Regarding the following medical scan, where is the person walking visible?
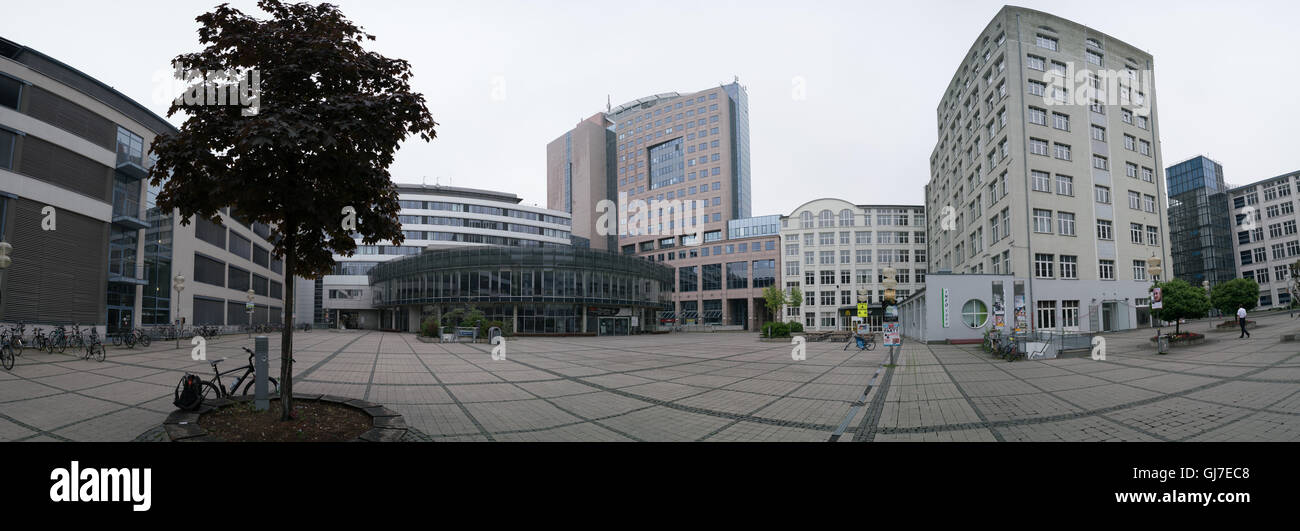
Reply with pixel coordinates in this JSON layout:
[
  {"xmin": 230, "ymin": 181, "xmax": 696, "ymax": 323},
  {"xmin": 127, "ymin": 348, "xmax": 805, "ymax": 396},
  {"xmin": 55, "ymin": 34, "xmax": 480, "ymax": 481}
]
[{"xmin": 1237, "ymin": 306, "xmax": 1251, "ymax": 338}]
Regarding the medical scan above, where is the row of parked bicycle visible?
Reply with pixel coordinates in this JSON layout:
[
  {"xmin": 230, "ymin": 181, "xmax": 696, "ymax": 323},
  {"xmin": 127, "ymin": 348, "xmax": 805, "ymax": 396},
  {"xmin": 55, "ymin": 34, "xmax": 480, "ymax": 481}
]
[
  {"xmin": 2, "ymin": 321, "xmax": 310, "ymax": 371},
  {"xmin": 1, "ymin": 323, "xmax": 107, "ymax": 370}
]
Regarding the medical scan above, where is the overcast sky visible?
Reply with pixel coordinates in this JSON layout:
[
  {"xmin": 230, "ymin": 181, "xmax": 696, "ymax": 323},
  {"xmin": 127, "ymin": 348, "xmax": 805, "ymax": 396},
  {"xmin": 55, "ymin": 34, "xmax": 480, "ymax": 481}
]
[{"xmin": 3, "ymin": 0, "xmax": 1296, "ymax": 214}]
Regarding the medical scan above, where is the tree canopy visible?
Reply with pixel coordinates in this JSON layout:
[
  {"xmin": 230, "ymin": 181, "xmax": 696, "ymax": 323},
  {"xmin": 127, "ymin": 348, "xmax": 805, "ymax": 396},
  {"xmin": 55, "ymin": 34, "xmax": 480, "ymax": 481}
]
[
  {"xmin": 1151, "ymin": 279, "xmax": 1209, "ymax": 334},
  {"xmin": 1210, "ymin": 278, "xmax": 1260, "ymax": 316},
  {"xmin": 148, "ymin": 0, "xmax": 438, "ymax": 420}
]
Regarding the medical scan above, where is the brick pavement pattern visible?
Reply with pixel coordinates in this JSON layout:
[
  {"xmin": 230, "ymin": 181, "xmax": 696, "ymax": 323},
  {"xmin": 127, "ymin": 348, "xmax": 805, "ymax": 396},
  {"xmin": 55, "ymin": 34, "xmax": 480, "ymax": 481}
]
[{"xmin": 2, "ymin": 312, "xmax": 1297, "ymax": 441}]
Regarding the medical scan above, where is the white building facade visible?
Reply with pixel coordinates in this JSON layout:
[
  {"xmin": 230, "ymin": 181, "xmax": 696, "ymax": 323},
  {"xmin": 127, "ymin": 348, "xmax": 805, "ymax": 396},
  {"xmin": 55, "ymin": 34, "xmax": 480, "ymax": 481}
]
[
  {"xmin": 779, "ymin": 200, "xmax": 926, "ymax": 332},
  {"xmin": 1227, "ymin": 170, "xmax": 1300, "ymax": 310}
]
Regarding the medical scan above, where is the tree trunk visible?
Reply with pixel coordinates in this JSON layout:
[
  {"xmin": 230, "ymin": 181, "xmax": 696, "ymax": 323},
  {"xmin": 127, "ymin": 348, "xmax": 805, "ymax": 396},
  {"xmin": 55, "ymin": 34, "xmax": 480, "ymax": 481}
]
[{"xmin": 280, "ymin": 237, "xmax": 296, "ymax": 421}]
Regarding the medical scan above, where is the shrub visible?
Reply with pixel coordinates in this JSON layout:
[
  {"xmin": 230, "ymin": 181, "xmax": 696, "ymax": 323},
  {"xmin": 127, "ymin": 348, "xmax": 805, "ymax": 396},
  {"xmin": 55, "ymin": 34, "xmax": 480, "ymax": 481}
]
[
  {"xmin": 787, "ymin": 321, "xmax": 804, "ymax": 333},
  {"xmin": 773, "ymin": 322, "xmax": 791, "ymax": 338},
  {"xmin": 420, "ymin": 316, "xmax": 440, "ymax": 337}
]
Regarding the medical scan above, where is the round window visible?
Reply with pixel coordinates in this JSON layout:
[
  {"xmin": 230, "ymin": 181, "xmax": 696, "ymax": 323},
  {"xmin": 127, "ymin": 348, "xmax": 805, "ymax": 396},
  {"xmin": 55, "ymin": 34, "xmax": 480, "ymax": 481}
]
[{"xmin": 962, "ymin": 299, "xmax": 989, "ymax": 328}]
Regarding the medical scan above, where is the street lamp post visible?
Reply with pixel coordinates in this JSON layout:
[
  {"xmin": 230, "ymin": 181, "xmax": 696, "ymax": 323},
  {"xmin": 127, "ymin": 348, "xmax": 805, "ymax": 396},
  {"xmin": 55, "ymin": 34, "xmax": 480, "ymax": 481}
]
[
  {"xmin": 881, "ymin": 265, "xmax": 898, "ymax": 365},
  {"xmin": 1203, "ymin": 280, "xmax": 1212, "ymax": 330},
  {"xmin": 246, "ymin": 289, "xmax": 255, "ymax": 338},
  {"xmin": 173, "ymin": 275, "xmax": 185, "ymax": 349}
]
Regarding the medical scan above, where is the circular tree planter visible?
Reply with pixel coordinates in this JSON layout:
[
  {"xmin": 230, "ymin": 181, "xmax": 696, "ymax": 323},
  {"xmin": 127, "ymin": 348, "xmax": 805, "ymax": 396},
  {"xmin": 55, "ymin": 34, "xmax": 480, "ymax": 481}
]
[
  {"xmin": 1147, "ymin": 332, "xmax": 1207, "ymax": 348},
  {"xmin": 162, "ymin": 394, "xmax": 409, "ymax": 442}
]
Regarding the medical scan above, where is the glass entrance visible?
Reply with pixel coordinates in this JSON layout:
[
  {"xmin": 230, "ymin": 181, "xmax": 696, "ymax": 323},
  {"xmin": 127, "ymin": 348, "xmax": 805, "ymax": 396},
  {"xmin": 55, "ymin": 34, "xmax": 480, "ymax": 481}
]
[
  {"xmin": 1102, "ymin": 302, "xmax": 1118, "ymax": 331},
  {"xmin": 598, "ymin": 317, "xmax": 630, "ymax": 336}
]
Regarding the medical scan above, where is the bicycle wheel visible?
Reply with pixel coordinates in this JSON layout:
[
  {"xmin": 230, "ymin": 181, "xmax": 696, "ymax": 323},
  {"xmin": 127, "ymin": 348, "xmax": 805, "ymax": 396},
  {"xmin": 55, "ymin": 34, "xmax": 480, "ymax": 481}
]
[
  {"xmin": 56, "ymin": 337, "xmax": 67, "ymax": 354},
  {"xmin": 1, "ymin": 345, "xmax": 13, "ymax": 370},
  {"xmin": 13, "ymin": 338, "xmax": 22, "ymax": 356},
  {"xmin": 139, "ymin": 334, "xmax": 151, "ymax": 347},
  {"xmin": 112, "ymin": 334, "xmax": 122, "ymax": 347},
  {"xmin": 92, "ymin": 343, "xmax": 105, "ymax": 362},
  {"xmin": 241, "ymin": 376, "xmax": 279, "ymax": 397},
  {"xmin": 198, "ymin": 381, "xmax": 222, "ymax": 401},
  {"xmin": 866, "ymin": 340, "xmax": 875, "ymax": 351}
]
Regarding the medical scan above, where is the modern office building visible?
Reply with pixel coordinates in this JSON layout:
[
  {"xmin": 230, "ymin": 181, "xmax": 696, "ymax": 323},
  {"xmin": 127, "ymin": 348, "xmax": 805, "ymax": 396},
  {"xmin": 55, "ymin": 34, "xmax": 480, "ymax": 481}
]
[
  {"xmin": 298, "ymin": 184, "xmax": 574, "ymax": 330},
  {"xmin": 779, "ymin": 201, "xmax": 927, "ymax": 331},
  {"xmin": 0, "ymin": 37, "xmax": 282, "ymax": 333},
  {"xmin": 665, "ymin": 214, "xmax": 780, "ymax": 330},
  {"xmin": 1226, "ymin": 170, "xmax": 1300, "ymax": 309},
  {"xmin": 547, "ymin": 113, "xmax": 613, "ymax": 251},
  {"xmin": 548, "ymin": 80, "xmax": 765, "ymax": 328},
  {"xmin": 924, "ymin": 6, "xmax": 1172, "ymax": 333},
  {"xmin": 368, "ymin": 246, "xmax": 674, "ymax": 335},
  {"xmin": 1165, "ymin": 155, "xmax": 1235, "ymax": 288}
]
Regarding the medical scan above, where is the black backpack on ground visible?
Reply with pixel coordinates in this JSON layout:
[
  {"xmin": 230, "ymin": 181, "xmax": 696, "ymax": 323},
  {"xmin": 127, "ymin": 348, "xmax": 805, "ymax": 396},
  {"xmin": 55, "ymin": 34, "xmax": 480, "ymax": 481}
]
[{"xmin": 173, "ymin": 373, "xmax": 205, "ymax": 411}]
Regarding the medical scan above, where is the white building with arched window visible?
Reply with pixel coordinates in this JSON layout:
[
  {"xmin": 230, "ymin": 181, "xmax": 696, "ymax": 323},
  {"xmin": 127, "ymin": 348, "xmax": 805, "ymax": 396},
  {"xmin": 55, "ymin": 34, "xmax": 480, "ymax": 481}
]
[{"xmin": 778, "ymin": 200, "xmax": 926, "ymax": 331}]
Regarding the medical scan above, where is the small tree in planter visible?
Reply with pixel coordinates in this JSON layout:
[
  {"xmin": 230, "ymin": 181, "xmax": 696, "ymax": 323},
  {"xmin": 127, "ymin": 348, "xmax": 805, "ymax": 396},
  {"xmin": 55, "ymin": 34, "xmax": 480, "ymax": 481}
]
[
  {"xmin": 1211, "ymin": 278, "xmax": 1260, "ymax": 321},
  {"xmin": 1150, "ymin": 279, "xmax": 1209, "ymax": 335},
  {"xmin": 762, "ymin": 285, "xmax": 787, "ymax": 334}
]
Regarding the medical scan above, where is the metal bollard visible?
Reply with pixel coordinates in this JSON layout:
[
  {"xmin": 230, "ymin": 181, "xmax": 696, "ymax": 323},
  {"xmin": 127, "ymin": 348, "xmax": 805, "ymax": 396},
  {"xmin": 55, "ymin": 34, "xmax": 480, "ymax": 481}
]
[{"xmin": 254, "ymin": 335, "xmax": 269, "ymax": 411}]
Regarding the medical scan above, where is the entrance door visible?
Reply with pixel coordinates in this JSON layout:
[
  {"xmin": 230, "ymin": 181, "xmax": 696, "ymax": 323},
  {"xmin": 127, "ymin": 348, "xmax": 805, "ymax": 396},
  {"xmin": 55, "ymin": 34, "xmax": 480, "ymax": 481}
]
[
  {"xmin": 598, "ymin": 317, "xmax": 630, "ymax": 336},
  {"xmin": 1102, "ymin": 302, "xmax": 1117, "ymax": 331}
]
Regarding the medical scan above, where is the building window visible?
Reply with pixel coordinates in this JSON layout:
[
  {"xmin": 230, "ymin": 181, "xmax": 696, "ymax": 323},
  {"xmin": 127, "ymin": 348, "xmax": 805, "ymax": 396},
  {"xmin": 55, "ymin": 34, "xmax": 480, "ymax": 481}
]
[
  {"xmin": 1036, "ymin": 300, "xmax": 1056, "ymax": 329},
  {"xmin": 962, "ymin": 299, "xmax": 989, "ymax": 328},
  {"xmin": 1052, "ymin": 112, "xmax": 1070, "ymax": 131},
  {"xmin": 1028, "ymin": 106, "xmax": 1047, "ymax": 125},
  {"xmin": 1057, "ymin": 212, "xmax": 1076, "ymax": 236},
  {"xmin": 1036, "ymin": 35, "xmax": 1058, "ymax": 51},
  {"xmin": 1060, "ymin": 255, "xmax": 1078, "ymax": 279},
  {"xmin": 1032, "ymin": 170, "xmax": 1051, "ymax": 192},
  {"xmin": 1133, "ymin": 260, "xmax": 1148, "ymax": 281},
  {"xmin": 1056, "ymin": 174, "xmax": 1073, "ymax": 196},
  {"xmin": 1097, "ymin": 220, "xmax": 1113, "ymax": 240},
  {"xmin": 1095, "ymin": 185, "xmax": 1111, "ymax": 204},
  {"xmin": 1033, "ymin": 209, "xmax": 1053, "ymax": 233},
  {"xmin": 1035, "ymin": 253, "xmax": 1054, "ymax": 278},
  {"xmin": 1099, "ymin": 260, "xmax": 1115, "ymax": 280}
]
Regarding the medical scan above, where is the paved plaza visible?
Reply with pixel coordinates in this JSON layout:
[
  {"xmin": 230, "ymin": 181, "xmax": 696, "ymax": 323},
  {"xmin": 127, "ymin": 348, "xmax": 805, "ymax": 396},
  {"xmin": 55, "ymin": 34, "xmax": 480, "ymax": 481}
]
[{"xmin": 1, "ymin": 312, "xmax": 1298, "ymax": 442}]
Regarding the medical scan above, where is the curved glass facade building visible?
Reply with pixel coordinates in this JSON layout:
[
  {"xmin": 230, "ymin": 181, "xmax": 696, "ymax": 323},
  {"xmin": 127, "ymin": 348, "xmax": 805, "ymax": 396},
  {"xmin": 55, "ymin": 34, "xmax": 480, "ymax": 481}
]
[{"xmin": 368, "ymin": 246, "xmax": 673, "ymax": 334}]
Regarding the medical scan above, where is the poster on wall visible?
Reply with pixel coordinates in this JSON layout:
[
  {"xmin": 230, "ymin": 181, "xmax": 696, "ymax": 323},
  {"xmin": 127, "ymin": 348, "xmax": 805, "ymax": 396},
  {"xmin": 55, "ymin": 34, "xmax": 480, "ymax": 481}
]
[{"xmin": 1013, "ymin": 295, "xmax": 1027, "ymax": 330}]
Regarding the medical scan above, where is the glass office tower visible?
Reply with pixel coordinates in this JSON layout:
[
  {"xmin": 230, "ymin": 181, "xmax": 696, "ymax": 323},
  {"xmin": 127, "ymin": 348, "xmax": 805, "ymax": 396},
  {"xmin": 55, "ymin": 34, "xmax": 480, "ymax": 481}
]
[{"xmin": 1166, "ymin": 156, "xmax": 1235, "ymax": 287}]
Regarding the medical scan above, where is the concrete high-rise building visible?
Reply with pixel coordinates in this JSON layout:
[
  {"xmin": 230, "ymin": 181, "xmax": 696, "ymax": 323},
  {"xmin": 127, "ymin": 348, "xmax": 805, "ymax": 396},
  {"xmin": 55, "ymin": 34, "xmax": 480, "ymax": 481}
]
[
  {"xmin": 547, "ymin": 113, "xmax": 614, "ymax": 251},
  {"xmin": 924, "ymin": 6, "xmax": 1171, "ymax": 332},
  {"xmin": 1165, "ymin": 155, "xmax": 1235, "ymax": 288},
  {"xmin": 1226, "ymin": 170, "xmax": 1300, "ymax": 310},
  {"xmin": 549, "ymin": 81, "xmax": 771, "ymax": 329}
]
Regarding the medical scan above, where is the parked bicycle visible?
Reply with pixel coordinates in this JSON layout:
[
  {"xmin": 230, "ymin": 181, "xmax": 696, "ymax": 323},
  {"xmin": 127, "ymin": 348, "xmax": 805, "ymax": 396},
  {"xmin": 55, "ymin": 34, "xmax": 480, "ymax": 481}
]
[
  {"xmin": 45, "ymin": 325, "xmax": 68, "ymax": 354},
  {"xmin": 180, "ymin": 346, "xmax": 280, "ymax": 401},
  {"xmin": 81, "ymin": 327, "xmax": 105, "ymax": 362},
  {"xmin": 1, "ymin": 329, "xmax": 17, "ymax": 370},
  {"xmin": 66, "ymin": 324, "xmax": 87, "ymax": 350},
  {"xmin": 843, "ymin": 331, "xmax": 876, "ymax": 351},
  {"xmin": 122, "ymin": 327, "xmax": 152, "ymax": 349},
  {"xmin": 31, "ymin": 327, "xmax": 48, "ymax": 352},
  {"xmin": 7, "ymin": 322, "xmax": 25, "ymax": 356},
  {"xmin": 198, "ymin": 324, "xmax": 221, "ymax": 339}
]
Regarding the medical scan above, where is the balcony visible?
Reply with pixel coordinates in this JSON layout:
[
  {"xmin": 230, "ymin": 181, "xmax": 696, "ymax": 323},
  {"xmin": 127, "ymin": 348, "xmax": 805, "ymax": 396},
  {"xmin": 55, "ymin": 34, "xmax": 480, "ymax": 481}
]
[
  {"xmin": 108, "ymin": 264, "xmax": 148, "ymax": 286},
  {"xmin": 115, "ymin": 160, "xmax": 148, "ymax": 181},
  {"xmin": 111, "ymin": 195, "xmax": 148, "ymax": 230}
]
